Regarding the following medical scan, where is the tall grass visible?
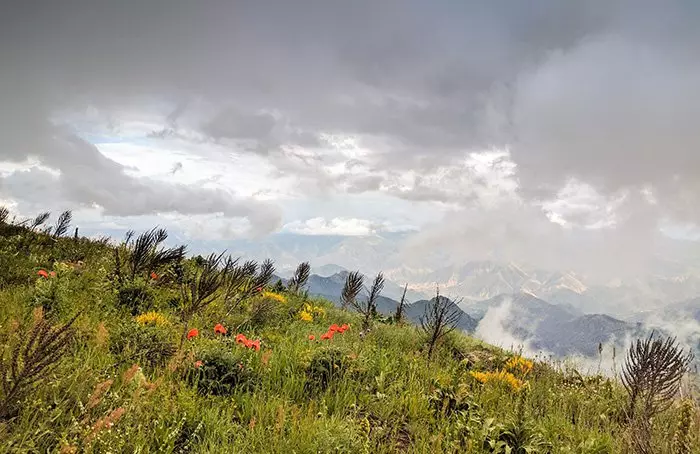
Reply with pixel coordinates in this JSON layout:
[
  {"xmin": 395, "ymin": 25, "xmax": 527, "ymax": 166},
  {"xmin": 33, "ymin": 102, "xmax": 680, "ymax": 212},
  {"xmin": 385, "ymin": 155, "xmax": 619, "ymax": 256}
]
[{"xmin": 0, "ymin": 215, "xmax": 697, "ymax": 453}]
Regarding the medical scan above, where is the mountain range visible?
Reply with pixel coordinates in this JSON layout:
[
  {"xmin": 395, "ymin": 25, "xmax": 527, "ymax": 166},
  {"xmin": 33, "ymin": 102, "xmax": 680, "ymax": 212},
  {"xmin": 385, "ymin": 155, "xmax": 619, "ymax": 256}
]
[{"xmin": 274, "ymin": 267, "xmax": 698, "ymax": 363}]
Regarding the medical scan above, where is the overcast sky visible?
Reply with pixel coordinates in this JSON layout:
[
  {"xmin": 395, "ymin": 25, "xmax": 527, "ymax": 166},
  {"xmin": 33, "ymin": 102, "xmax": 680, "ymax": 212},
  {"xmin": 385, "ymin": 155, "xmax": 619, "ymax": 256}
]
[{"xmin": 1, "ymin": 1, "xmax": 699, "ymax": 277}]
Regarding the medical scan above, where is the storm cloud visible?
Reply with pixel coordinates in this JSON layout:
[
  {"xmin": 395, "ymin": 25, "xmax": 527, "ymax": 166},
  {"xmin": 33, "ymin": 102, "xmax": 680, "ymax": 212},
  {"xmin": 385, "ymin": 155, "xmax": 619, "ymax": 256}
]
[{"xmin": 1, "ymin": 0, "xmax": 698, "ymax": 265}]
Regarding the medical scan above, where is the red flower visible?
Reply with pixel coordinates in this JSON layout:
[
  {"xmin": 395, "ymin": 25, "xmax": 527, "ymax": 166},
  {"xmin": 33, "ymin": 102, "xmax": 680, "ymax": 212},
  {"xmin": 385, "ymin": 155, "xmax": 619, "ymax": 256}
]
[
  {"xmin": 249, "ymin": 339, "xmax": 261, "ymax": 352},
  {"xmin": 235, "ymin": 333, "xmax": 248, "ymax": 345},
  {"xmin": 321, "ymin": 331, "xmax": 334, "ymax": 341},
  {"xmin": 187, "ymin": 328, "xmax": 199, "ymax": 340},
  {"xmin": 37, "ymin": 270, "xmax": 49, "ymax": 278},
  {"xmin": 340, "ymin": 324, "xmax": 349, "ymax": 331},
  {"xmin": 308, "ymin": 334, "xmax": 316, "ymax": 341},
  {"xmin": 49, "ymin": 271, "xmax": 56, "ymax": 278},
  {"xmin": 194, "ymin": 360, "xmax": 203, "ymax": 368},
  {"xmin": 329, "ymin": 324, "xmax": 340, "ymax": 333},
  {"xmin": 150, "ymin": 271, "xmax": 158, "ymax": 280},
  {"xmin": 256, "ymin": 286, "xmax": 263, "ymax": 292},
  {"xmin": 214, "ymin": 323, "xmax": 227, "ymax": 335}
]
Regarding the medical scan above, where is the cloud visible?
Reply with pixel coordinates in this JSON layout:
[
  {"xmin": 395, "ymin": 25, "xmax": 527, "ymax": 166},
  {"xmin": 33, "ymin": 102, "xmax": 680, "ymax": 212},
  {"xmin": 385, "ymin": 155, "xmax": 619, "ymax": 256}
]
[
  {"xmin": 1, "ymin": 0, "xmax": 699, "ymax": 278},
  {"xmin": 282, "ymin": 217, "xmax": 416, "ymax": 237}
]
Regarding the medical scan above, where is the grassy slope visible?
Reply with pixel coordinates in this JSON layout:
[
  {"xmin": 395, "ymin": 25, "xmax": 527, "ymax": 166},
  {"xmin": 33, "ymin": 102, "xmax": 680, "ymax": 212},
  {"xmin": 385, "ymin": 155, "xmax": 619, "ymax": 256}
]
[{"xmin": 0, "ymin": 226, "xmax": 698, "ymax": 453}]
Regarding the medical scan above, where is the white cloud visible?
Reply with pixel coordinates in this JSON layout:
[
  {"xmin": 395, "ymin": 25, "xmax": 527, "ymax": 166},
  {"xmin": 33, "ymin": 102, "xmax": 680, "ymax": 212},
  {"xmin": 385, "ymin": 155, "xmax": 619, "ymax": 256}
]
[{"xmin": 282, "ymin": 217, "xmax": 416, "ymax": 236}]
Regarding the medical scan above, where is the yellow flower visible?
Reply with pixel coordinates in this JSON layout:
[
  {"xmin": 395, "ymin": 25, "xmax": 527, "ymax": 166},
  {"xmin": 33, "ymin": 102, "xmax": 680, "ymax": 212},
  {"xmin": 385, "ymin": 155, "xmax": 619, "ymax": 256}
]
[
  {"xmin": 470, "ymin": 369, "xmax": 525, "ymax": 392},
  {"xmin": 303, "ymin": 303, "xmax": 325, "ymax": 318},
  {"xmin": 135, "ymin": 311, "xmax": 168, "ymax": 327},
  {"xmin": 262, "ymin": 291, "xmax": 287, "ymax": 304},
  {"xmin": 299, "ymin": 310, "xmax": 313, "ymax": 322},
  {"xmin": 505, "ymin": 356, "xmax": 533, "ymax": 376}
]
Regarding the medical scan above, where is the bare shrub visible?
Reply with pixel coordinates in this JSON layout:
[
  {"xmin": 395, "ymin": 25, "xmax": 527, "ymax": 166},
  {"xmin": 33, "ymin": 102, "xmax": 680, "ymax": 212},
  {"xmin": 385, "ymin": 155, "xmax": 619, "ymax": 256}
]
[
  {"xmin": 622, "ymin": 332, "xmax": 693, "ymax": 453},
  {"xmin": 0, "ymin": 310, "xmax": 79, "ymax": 420},
  {"xmin": 420, "ymin": 288, "xmax": 462, "ymax": 360},
  {"xmin": 340, "ymin": 271, "xmax": 363, "ymax": 310}
]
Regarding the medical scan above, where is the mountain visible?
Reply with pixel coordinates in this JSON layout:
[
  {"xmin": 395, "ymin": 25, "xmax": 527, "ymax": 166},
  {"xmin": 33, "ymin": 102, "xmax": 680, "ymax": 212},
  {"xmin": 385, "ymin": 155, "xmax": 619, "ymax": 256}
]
[
  {"xmin": 387, "ymin": 261, "xmax": 591, "ymax": 306},
  {"xmin": 462, "ymin": 292, "xmax": 646, "ymax": 358},
  {"xmin": 463, "ymin": 292, "xmax": 578, "ymax": 326},
  {"xmin": 405, "ymin": 296, "xmax": 479, "ymax": 333},
  {"xmin": 298, "ymin": 272, "xmax": 478, "ymax": 333},
  {"xmin": 535, "ymin": 314, "xmax": 645, "ymax": 357}
]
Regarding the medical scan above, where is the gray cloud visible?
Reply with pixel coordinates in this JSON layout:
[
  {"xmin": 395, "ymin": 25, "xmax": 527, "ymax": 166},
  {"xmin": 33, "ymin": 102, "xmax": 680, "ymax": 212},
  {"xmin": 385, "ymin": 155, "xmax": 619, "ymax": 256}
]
[{"xmin": 1, "ymin": 0, "xmax": 698, "ymax": 241}]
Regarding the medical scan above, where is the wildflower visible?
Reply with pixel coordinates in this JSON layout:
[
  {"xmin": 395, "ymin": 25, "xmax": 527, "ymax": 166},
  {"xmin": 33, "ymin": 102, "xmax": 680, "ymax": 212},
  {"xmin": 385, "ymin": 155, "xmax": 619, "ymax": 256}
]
[
  {"xmin": 37, "ymin": 270, "xmax": 49, "ymax": 278},
  {"xmin": 262, "ymin": 349, "xmax": 272, "ymax": 365},
  {"xmin": 214, "ymin": 323, "xmax": 228, "ymax": 335},
  {"xmin": 122, "ymin": 364, "xmax": 141, "ymax": 383},
  {"xmin": 321, "ymin": 330, "xmax": 334, "ymax": 340},
  {"xmin": 194, "ymin": 360, "xmax": 203, "ymax": 368},
  {"xmin": 256, "ymin": 286, "xmax": 263, "ymax": 292},
  {"xmin": 308, "ymin": 334, "xmax": 316, "ymax": 341},
  {"xmin": 470, "ymin": 369, "xmax": 524, "ymax": 392},
  {"xmin": 150, "ymin": 271, "xmax": 158, "ymax": 280},
  {"xmin": 49, "ymin": 271, "xmax": 56, "ymax": 278},
  {"xmin": 505, "ymin": 356, "xmax": 533, "ymax": 376},
  {"xmin": 187, "ymin": 328, "xmax": 199, "ymax": 340},
  {"xmin": 86, "ymin": 407, "xmax": 125, "ymax": 443},
  {"xmin": 329, "ymin": 324, "xmax": 340, "ymax": 332},
  {"xmin": 262, "ymin": 291, "xmax": 287, "ymax": 304},
  {"xmin": 87, "ymin": 379, "xmax": 114, "ymax": 410},
  {"xmin": 338, "ymin": 323, "xmax": 349, "ymax": 333},
  {"xmin": 135, "ymin": 311, "xmax": 168, "ymax": 327},
  {"xmin": 235, "ymin": 333, "xmax": 248, "ymax": 345},
  {"xmin": 299, "ymin": 310, "xmax": 313, "ymax": 322},
  {"xmin": 249, "ymin": 339, "xmax": 261, "ymax": 352}
]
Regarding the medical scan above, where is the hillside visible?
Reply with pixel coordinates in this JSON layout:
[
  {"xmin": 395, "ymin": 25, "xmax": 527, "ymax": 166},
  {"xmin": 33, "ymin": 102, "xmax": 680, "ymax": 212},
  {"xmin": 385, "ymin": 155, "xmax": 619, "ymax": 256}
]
[{"xmin": 0, "ymin": 215, "xmax": 698, "ymax": 453}]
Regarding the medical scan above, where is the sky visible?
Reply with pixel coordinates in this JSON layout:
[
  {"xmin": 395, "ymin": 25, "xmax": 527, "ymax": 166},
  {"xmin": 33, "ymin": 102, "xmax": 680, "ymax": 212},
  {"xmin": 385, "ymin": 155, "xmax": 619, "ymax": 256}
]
[{"xmin": 1, "ymin": 0, "xmax": 700, "ymax": 280}]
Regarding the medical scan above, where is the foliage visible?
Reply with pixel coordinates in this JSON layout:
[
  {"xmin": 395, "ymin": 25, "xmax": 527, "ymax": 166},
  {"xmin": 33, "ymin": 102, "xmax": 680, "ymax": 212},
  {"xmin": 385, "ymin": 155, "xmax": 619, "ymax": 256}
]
[
  {"xmin": 188, "ymin": 347, "xmax": 258, "ymax": 396},
  {"xmin": 340, "ymin": 270, "xmax": 363, "ymax": 310},
  {"xmin": 420, "ymin": 289, "xmax": 463, "ymax": 360},
  {"xmin": 109, "ymin": 321, "xmax": 176, "ymax": 369},
  {"xmin": 287, "ymin": 261, "xmax": 311, "ymax": 294},
  {"xmin": 0, "ymin": 308, "xmax": 79, "ymax": 420},
  {"xmin": 350, "ymin": 271, "xmax": 385, "ymax": 331},
  {"xmin": 305, "ymin": 347, "xmax": 348, "ymax": 392},
  {"xmin": 0, "ymin": 213, "xmax": 698, "ymax": 452}
]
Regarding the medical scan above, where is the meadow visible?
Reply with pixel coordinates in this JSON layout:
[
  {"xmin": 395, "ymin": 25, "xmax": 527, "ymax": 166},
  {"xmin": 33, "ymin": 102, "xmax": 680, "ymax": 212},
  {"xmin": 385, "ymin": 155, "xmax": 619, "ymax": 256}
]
[{"xmin": 0, "ymin": 210, "xmax": 697, "ymax": 453}]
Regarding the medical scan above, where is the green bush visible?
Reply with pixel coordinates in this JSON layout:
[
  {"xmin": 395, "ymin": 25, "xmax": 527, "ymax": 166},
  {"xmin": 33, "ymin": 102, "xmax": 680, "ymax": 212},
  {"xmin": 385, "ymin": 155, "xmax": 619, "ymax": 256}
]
[
  {"xmin": 305, "ymin": 347, "xmax": 348, "ymax": 393},
  {"xmin": 109, "ymin": 320, "xmax": 176, "ymax": 368},
  {"xmin": 188, "ymin": 348, "xmax": 258, "ymax": 396},
  {"xmin": 117, "ymin": 282, "xmax": 155, "ymax": 315}
]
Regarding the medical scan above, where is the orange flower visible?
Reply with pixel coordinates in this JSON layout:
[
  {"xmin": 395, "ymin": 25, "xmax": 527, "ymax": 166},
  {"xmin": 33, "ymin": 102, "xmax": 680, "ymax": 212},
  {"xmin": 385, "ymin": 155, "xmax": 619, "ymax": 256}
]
[
  {"xmin": 308, "ymin": 334, "xmax": 316, "ymax": 341},
  {"xmin": 329, "ymin": 324, "xmax": 340, "ymax": 332},
  {"xmin": 49, "ymin": 271, "xmax": 56, "ymax": 278},
  {"xmin": 37, "ymin": 270, "xmax": 49, "ymax": 278},
  {"xmin": 150, "ymin": 271, "xmax": 158, "ymax": 280},
  {"xmin": 256, "ymin": 286, "xmax": 263, "ymax": 292},
  {"xmin": 249, "ymin": 339, "xmax": 261, "ymax": 352},
  {"xmin": 214, "ymin": 323, "xmax": 227, "ymax": 335},
  {"xmin": 321, "ymin": 331, "xmax": 334, "ymax": 340},
  {"xmin": 194, "ymin": 360, "xmax": 203, "ymax": 368},
  {"xmin": 340, "ymin": 323, "xmax": 349, "ymax": 331},
  {"xmin": 187, "ymin": 328, "xmax": 199, "ymax": 340},
  {"xmin": 235, "ymin": 333, "xmax": 248, "ymax": 345}
]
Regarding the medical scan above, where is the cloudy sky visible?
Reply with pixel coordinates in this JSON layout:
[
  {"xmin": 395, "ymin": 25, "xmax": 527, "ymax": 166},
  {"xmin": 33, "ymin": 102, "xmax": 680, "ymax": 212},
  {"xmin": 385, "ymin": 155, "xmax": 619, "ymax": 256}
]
[{"xmin": 1, "ymin": 0, "xmax": 699, "ymax": 277}]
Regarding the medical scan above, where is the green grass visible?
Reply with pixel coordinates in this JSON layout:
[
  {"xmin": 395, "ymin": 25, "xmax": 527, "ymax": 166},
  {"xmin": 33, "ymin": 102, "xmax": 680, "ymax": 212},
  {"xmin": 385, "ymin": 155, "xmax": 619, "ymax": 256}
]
[{"xmin": 0, "ymin": 223, "xmax": 698, "ymax": 453}]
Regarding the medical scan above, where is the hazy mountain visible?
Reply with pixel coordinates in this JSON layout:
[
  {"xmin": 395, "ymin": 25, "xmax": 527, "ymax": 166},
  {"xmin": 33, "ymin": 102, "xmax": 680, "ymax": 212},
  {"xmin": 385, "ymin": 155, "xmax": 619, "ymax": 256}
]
[
  {"xmin": 535, "ymin": 314, "xmax": 646, "ymax": 357},
  {"xmin": 405, "ymin": 296, "xmax": 479, "ymax": 333},
  {"xmin": 297, "ymin": 272, "xmax": 478, "ymax": 333}
]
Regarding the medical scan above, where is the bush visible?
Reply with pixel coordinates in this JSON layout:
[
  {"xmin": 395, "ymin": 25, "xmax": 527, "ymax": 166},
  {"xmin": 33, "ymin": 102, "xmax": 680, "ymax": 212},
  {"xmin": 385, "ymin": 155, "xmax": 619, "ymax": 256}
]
[
  {"xmin": 117, "ymin": 282, "xmax": 155, "ymax": 315},
  {"xmin": 188, "ymin": 348, "xmax": 258, "ymax": 396},
  {"xmin": 109, "ymin": 320, "xmax": 176, "ymax": 369},
  {"xmin": 305, "ymin": 347, "xmax": 348, "ymax": 392}
]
